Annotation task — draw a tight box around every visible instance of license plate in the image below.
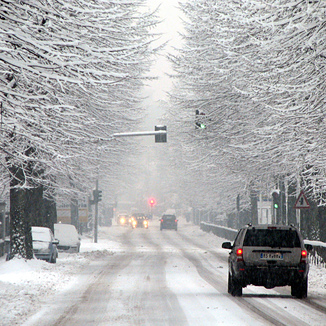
[260,253,283,260]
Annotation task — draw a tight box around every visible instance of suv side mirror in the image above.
[222,242,233,249]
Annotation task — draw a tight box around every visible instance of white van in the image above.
[54,223,81,253]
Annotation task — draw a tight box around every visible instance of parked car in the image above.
[32,226,59,263]
[160,214,178,231]
[54,223,81,253]
[222,224,312,298]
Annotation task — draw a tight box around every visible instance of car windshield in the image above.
[133,213,145,218]
[243,229,301,248]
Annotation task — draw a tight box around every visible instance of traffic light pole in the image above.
[112,130,166,139]
[91,127,166,243]
[94,178,98,243]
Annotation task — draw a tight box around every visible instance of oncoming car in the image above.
[131,215,149,229]
[222,224,312,298]
[32,226,59,263]
[118,214,130,226]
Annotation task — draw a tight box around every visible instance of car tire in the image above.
[228,273,233,294]
[230,275,242,296]
[291,278,308,299]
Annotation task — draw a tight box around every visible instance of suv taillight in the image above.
[300,250,308,263]
[236,248,243,262]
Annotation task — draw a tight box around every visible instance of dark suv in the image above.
[160,215,178,231]
[222,224,312,298]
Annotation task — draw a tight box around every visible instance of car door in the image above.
[229,228,245,273]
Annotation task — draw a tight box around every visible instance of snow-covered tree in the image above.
[168,0,326,231]
[0,0,158,259]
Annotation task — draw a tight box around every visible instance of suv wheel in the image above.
[229,273,242,296]
[291,278,308,299]
[228,273,233,294]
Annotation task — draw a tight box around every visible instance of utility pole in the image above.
[94,179,99,243]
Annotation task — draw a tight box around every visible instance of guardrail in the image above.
[200,222,326,267]
[200,222,238,241]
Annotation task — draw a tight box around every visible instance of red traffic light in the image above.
[148,197,156,206]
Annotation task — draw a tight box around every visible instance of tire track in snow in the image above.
[177,225,326,319]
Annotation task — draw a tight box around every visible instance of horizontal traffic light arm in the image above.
[91,129,167,143]
[113,130,167,138]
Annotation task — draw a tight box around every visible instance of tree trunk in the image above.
[250,190,258,225]
[10,184,34,260]
[71,198,79,230]
[28,186,44,227]
[44,196,57,232]
[318,206,326,242]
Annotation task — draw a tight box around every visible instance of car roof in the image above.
[243,224,298,231]
[54,223,77,230]
[32,226,51,232]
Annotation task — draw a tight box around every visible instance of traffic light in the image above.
[148,197,156,207]
[93,189,102,203]
[98,190,102,202]
[195,109,206,129]
[155,125,167,143]
[272,190,280,209]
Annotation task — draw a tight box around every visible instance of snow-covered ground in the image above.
[0,225,325,325]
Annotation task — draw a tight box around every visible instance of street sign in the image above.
[294,191,310,209]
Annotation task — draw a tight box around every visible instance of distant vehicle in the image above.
[131,214,149,229]
[117,214,130,226]
[160,215,178,231]
[54,223,81,253]
[32,226,59,263]
[222,224,312,298]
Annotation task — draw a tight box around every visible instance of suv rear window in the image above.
[243,229,301,248]
[163,215,175,220]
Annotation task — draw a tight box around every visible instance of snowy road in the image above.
[20,219,326,326]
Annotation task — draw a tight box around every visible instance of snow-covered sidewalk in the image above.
[0,235,122,325]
